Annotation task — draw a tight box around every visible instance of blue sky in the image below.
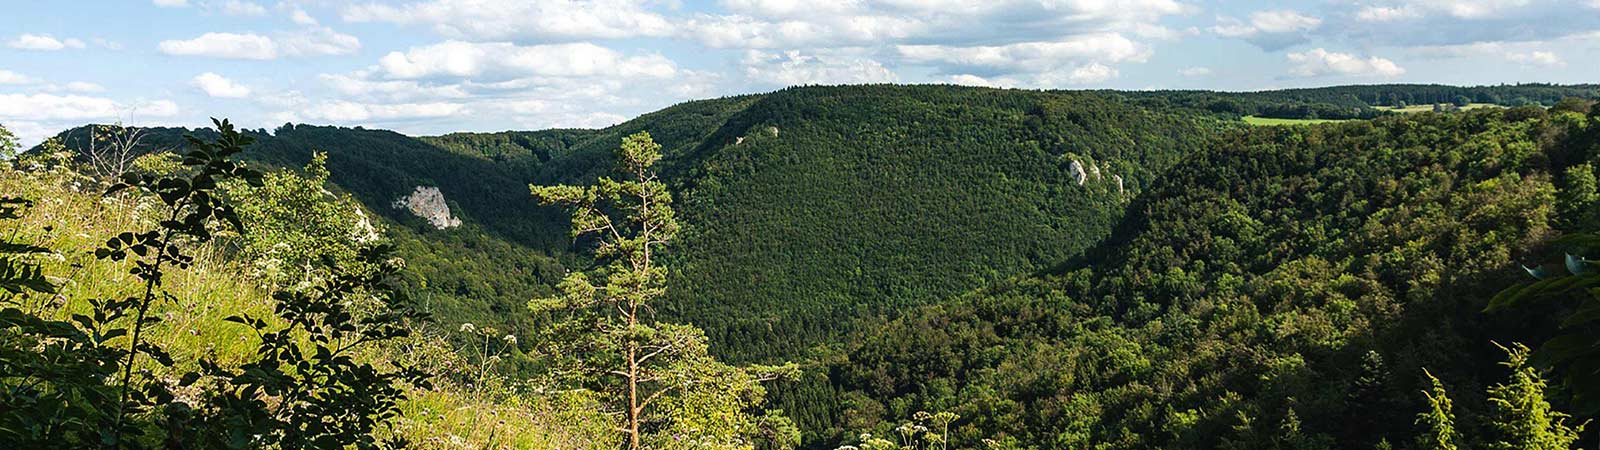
[1,0,1597,145]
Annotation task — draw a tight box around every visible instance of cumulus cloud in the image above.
[0,70,33,85]
[318,73,470,101]
[158,29,359,59]
[1355,6,1420,22]
[898,33,1148,78]
[1179,67,1212,77]
[692,0,1191,49]
[1506,51,1565,67]
[290,8,319,25]
[941,62,1118,88]
[0,94,176,121]
[8,34,87,51]
[1391,0,1533,20]
[65,81,105,93]
[159,33,278,59]
[376,41,675,80]
[740,50,899,86]
[1286,48,1405,77]
[192,72,252,98]
[1210,10,1321,49]
[1411,40,1571,68]
[341,0,674,41]
[293,101,466,122]
[277,27,361,56]
[217,0,267,16]
[132,100,181,117]
[1331,0,1600,47]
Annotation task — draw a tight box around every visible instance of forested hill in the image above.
[34,83,1596,366]
[38,85,1232,365]
[29,83,1600,448]
[824,105,1600,448]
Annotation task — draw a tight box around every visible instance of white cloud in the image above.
[295,101,465,122]
[1355,6,1420,22]
[158,29,359,59]
[1286,48,1405,77]
[152,0,188,7]
[341,0,674,41]
[741,50,899,86]
[1056,63,1118,84]
[0,94,176,121]
[376,41,675,80]
[65,81,105,92]
[0,70,33,85]
[1179,67,1212,77]
[7,34,87,51]
[318,73,469,101]
[1506,51,1565,67]
[1351,0,1537,21]
[132,100,180,117]
[898,33,1148,74]
[691,0,1191,50]
[159,33,278,59]
[942,63,1119,88]
[290,8,319,25]
[1209,10,1320,49]
[1250,10,1322,33]
[192,72,253,98]
[0,94,179,147]
[1411,40,1572,67]
[277,27,361,56]
[217,0,267,16]
[948,74,1000,87]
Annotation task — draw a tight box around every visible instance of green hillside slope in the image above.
[42,86,1229,367]
[827,106,1598,448]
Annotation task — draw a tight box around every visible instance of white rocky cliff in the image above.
[394,186,462,229]
[1068,159,1087,185]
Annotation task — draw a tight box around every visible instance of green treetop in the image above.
[1484,343,1587,450]
[1415,370,1462,450]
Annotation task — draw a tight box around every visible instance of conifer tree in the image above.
[530,131,796,450]
[1484,343,1587,450]
[1414,369,1461,450]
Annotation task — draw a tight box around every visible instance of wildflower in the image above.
[459,322,475,333]
[503,334,517,345]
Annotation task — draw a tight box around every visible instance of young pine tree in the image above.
[1414,369,1461,450]
[1484,343,1587,450]
[530,131,796,450]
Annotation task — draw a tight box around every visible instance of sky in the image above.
[1,0,1597,146]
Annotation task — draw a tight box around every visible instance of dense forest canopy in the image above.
[7,83,1599,449]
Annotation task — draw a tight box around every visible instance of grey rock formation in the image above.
[393,186,462,229]
[1111,174,1125,195]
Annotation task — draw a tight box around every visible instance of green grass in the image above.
[1241,115,1350,126]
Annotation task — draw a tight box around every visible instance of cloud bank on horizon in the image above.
[1,0,1596,145]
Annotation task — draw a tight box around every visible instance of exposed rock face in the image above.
[1068,159,1087,185]
[393,186,461,229]
[1089,163,1102,181]
[766,126,779,137]
[1112,174,1125,195]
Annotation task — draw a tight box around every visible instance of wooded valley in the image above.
[3,83,1599,449]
